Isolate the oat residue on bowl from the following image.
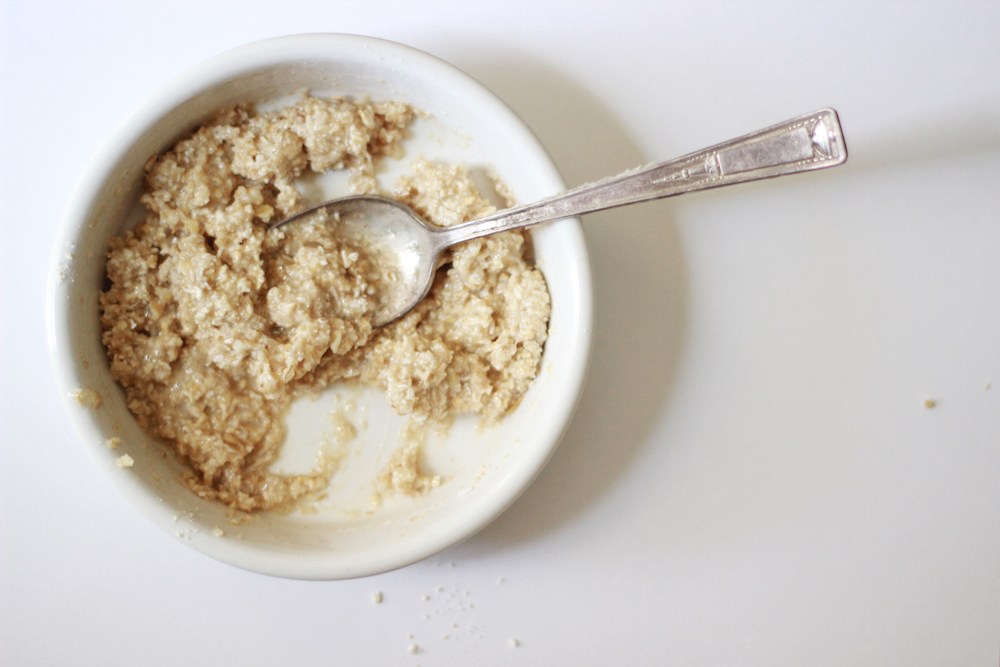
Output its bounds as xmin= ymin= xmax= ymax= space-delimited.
xmin=99 ymin=95 xmax=551 ymax=513
xmin=72 ymin=387 xmax=102 ymax=409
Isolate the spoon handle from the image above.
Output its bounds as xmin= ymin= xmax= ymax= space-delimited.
xmin=441 ymin=108 xmax=847 ymax=244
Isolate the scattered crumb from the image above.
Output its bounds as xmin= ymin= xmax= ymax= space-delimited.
xmin=212 ymin=527 xmax=225 ymax=537
xmin=923 ymin=399 xmax=937 ymax=409
xmin=58 ymin=247 xmax=76 ymax=283
xmin=422 ymin=594 xmax=430 ymax=601
xmin=509 ymin=638 xmax=520 ymax=648
xmin=329 ymin=408 xmax=359 ymax=443
xmin=106 ymin=436 xmax=121 ymax=449
xmin=407 ymin=643 xmax=421 ymax=654
xmin=72 ymin=387 xmax=102 ymax=409
xmin=116 ymin=454 xmax=134 ymax=468
xmin=372 ymin=591 xmax=383 ymax=604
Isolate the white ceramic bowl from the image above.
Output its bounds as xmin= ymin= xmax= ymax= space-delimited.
xmin=47 ymin=34 xmax=592 ymax=579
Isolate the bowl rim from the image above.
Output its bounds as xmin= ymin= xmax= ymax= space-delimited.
xmin=46 ymin=32 xmax=593 ymax=579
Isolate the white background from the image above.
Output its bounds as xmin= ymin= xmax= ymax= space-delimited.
xmin=2 ymin=1 xmax=999 ymax=665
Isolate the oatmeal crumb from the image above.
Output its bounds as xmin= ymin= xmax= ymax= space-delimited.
xmin=923 ymin=399 xmax=937 ymax=409
xmin=407 ymin=643 xmax=421 ymax=654
xmin=509 ymin=638 xmax=520 ymax=648
xmin=106 ymin=436 xmax=122 ymax=449
xmin=72 ymin=388 xmax=101 ymax=409
xmin=116 ymin=454 xmax=134 ymax=468
xmin=372 ymin=591 xmax=383 ymax=604
xmin=212 ymin=527 xmax=225 ymax=537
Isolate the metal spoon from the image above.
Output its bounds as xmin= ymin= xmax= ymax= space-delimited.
xmin=270 ymin=108 xmax=847 ymax=326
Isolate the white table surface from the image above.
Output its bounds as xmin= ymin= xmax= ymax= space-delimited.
xmin=2 ymin=1 xmax=999 ymax=664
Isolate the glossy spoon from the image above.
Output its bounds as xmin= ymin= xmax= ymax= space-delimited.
xmin=270 ymin=108 xmax=847 ymax=326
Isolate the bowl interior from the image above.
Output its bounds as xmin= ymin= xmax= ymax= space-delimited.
xmin=49 ymin=34 xmax=591 ymax=579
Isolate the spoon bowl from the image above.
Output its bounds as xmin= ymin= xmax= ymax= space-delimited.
xmin=281 ymin=195 xmax=447 ymax=326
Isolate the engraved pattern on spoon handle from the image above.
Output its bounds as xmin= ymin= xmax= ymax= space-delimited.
xmin=441 ymin=108 xmax=847 ymax=246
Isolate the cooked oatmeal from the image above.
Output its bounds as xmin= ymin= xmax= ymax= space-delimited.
xmin=100 ymin=95 xmax=550 ymax=513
